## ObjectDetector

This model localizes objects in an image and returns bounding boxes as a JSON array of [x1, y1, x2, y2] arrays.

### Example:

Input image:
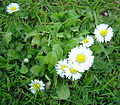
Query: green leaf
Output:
[[0, 56, 7, 67], [20, 65, 28, 74], [0, 56, 6, 63], [51, 12, 66, 22], [79, 30, 89, 36], [36, 53, 46, 65], [70, 27, 79, 32], [15, 43, 24, 51], [91, 45, 102, 54], [42, 45, 52, 54], [99, 43, 110, 60], [28, 48, 38, 56], [58, 12, 66, 21], [7, 50, 23, 60], [30, 65, 43, 75], [64, 32, 71, 38], [67, 10, 79, 18], [45, 51, 58, 66], [0, 71, 2, 77], [56, 32, 64, 38], [25, 31, 39, 41], [51, 13, 60, 22], [26, 54, 32, 58], [64, 38, 79, 54], [56, 83, 70, 99], [52, 44, 63, 59], [38, 10, 49, 23], [2, 32, 12, 45], [53, 22, 62, 32], [31, 37, 41, 46], [63, 18, 79, 28]]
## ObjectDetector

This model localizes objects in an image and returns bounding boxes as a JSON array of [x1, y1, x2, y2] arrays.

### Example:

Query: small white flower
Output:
[[55, 59, 68, 78], [24, 58, 29, 63], [68, 46, 94, 72], [65, 62, 82, 81], [104, 12, 108, 16], [81, 35, 94, 47], [94, 24, 113, 43], [29, 79, 45, 94], [7, 3, 20, 14]]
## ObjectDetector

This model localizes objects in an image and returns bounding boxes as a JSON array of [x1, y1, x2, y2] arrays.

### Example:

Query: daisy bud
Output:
[[24, 58, 29, 63]]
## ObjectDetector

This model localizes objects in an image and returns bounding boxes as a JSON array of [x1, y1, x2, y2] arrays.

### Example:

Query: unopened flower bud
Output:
[[24, 58, 29, 63]]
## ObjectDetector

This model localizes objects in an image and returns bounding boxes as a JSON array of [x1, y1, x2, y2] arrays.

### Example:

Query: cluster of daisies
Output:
[[55, 24, 113, 81], [55, 44, 94, 81], [6, 3, 113, 93]]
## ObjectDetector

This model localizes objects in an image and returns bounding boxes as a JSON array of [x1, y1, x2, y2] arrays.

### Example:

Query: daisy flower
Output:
[[68, 46, 94, 72], [65, 62, 82, 81], [55, 59, 68, 78], [81, 35, 94, 47], [7, 3, 20, 14], [29, 79, 45, 94], [94, 24, 113, 43]]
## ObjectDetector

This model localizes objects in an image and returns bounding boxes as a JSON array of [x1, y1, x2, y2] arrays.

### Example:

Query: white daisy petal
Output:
[[96, 24, 108, 31]]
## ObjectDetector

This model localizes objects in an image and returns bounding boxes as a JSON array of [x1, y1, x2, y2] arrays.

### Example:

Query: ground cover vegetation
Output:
[[0, 0, 120, 105]]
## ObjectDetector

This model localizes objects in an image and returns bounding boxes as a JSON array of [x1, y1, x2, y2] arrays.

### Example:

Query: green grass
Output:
[[0, 0, 120, 105]]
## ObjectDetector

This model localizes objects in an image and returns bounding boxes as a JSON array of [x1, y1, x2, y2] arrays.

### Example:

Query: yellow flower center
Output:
[[83, 38, 89, 43], [60, 65, 68, 71], [10, 7, 17, 11], [33, 83, 40, 90], [76, 54, 86, 63], [100, 30, 108, 36], [70, 68, 77, 74]]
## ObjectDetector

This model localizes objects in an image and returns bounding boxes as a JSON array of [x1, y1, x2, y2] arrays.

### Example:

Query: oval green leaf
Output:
[[30, 65, 42, 75], [20, 65, 28, 74]]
